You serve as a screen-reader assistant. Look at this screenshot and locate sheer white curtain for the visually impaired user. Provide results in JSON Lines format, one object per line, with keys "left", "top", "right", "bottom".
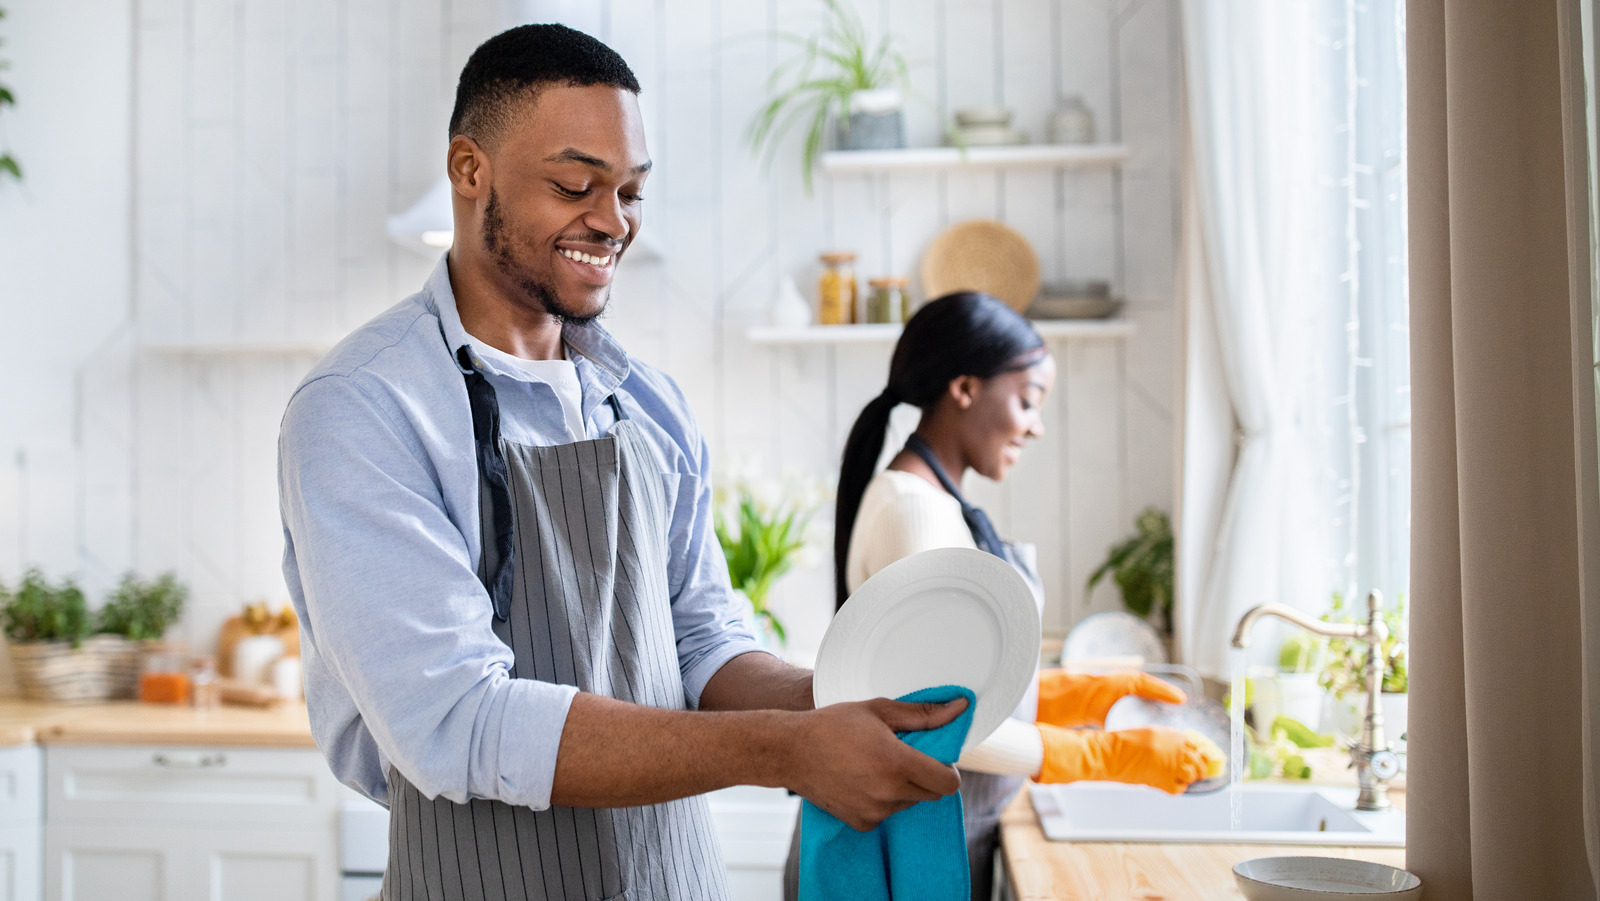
{"left": 1177, "top": 0, "right": 1330, "bottom": 677}
{"left": 1178, "top": 0, "right": 1410, "bottom": 678}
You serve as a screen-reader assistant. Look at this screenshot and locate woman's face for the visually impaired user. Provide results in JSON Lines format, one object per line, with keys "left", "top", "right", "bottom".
{"left": 958, "top": 353, "right": 1057, "bottom": 481}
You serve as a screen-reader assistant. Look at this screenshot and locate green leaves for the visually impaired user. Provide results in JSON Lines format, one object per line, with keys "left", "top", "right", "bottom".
{"left": 745, "top": 0, "right": 911, "bottom": 194}
{"left": 713, "top": 477, "right": 827, "bottom": 643}
{"left": 0, "top": 5, "right": 16, "bottom": 183}
{"left": 0, "top": 570, "right": 188, "bottom": 646}
{"left": 1086, "top": 507, "right": 1174, "bottom": 630}
{"left": 1, "top": 570, "right": 92, "bottom": 647}
{"left": 97, "top": 573, "right": 187, "bottom": 641}
{"left": 1318, "top": 591, "right": 1408, "bottom": 698}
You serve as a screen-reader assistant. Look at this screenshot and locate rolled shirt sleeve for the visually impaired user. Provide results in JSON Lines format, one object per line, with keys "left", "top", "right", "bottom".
{"left": 280, "top": 373, "right": 575, "bottom": 809}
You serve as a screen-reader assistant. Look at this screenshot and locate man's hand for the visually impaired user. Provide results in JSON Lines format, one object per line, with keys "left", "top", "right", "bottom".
{"left": 782, "top": 696, "right": 966, "bottom": 832}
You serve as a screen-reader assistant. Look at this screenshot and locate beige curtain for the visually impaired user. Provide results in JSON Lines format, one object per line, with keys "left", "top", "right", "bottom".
{"left": 1407, "top": 0, "right": 1600, "bottom": 898}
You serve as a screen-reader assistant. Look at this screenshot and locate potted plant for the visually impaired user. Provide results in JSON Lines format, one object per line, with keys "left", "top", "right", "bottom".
{"left": 95, "top": 573, "right": 188, "bottom": 698}
{"left": 714, "top": 471, "right": 830, "bottom": 648}
{"left": 746, "top": 0, "right": 911, "bottom": 192}
{"left": 1318, "top": 591, "right": 1408, "bottom": 752}
{"left": 1, "top": 570, "right": 97, "bottom": 702}
{"left": 1086, "top": 508, "right": 1174, "bottom": 636}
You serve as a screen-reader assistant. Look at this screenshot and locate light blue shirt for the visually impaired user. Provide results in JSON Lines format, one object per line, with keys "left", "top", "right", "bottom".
{"left": 278, "top": 256, "right": 767, "bottom": 809}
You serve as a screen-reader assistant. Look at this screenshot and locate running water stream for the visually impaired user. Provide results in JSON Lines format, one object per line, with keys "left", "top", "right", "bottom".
{"left": 1229, "top": 655, "right": 1246, "bottom": 831}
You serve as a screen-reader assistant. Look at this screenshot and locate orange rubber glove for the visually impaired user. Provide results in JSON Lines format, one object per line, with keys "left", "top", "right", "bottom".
{"left": 1036, "top": 723, "right": 1216, "bottom": 794}
{"left": 1035, "top": 670, "right": 1187, "bottom": 729}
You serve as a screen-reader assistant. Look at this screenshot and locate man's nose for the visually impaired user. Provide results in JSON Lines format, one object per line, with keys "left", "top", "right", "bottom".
{"left": 584, "top": 193, "right": 630, "bottom": 243}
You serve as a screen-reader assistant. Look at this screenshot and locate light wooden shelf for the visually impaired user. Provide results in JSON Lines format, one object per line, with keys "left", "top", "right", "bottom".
{"left": 746, "top": 319, "right": 1135, "bottom": 345}
{"left": 819, "top": 143, "right": 1130, "bottom": 174}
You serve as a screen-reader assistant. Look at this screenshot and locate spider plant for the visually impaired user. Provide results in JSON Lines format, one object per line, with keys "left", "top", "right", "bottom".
{"left": 746, "top": 0, "right": 910, "bottom": 194}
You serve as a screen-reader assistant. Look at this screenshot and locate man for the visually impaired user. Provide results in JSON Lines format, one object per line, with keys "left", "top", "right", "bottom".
{"left": 279, "top": 24, "right": 965, "bottom": 900}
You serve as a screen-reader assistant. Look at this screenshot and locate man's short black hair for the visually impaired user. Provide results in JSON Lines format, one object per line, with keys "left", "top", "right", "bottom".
{"left": 449, "top": 24, "right": 641, "bottom": 145}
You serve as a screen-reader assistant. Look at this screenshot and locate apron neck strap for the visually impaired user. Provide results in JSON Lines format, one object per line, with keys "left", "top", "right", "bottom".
{"left": 458, "top": 347, "right": 516, "bottom": 620}
{"left": 903, "top": 434, "right": 1008, "bottom": 560}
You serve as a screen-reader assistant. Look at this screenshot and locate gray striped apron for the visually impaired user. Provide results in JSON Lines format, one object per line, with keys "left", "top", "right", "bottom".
{"left": 382, "top": 351, "right": 730, "bottom": 901}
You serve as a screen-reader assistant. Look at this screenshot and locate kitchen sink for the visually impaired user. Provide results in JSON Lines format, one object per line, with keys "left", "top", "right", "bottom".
{"left": 1030, "top": 782, "right": 1405, "bottom": 847}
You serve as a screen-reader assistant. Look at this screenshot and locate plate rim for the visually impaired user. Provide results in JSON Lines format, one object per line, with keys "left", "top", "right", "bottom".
{"left": 813, "top": 547, "right": 1041, "bottom": 750}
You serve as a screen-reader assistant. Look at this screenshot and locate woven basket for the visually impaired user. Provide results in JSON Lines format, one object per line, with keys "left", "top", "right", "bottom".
{"left": 920, "top": 219, "right": 1042, "bottom": 312}
{"left": 10, "top": 636, "right": 140, "bottom": 703}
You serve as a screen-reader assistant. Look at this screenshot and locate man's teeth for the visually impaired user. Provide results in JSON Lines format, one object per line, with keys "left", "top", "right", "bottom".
{"left": 560, "top": 248, "right": 613, "bottom": 266}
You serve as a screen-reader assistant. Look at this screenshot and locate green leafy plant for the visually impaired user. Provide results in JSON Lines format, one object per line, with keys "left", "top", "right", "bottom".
{"left": 0, "top": 570, "right": 91, "bottom": 646}
{"left": 1086, "top": 508, "right": 1174, "bottom": 633}
{"left": 0, "top": 7, "right": 18, "bottom": 181}
{"left": 714, "top": 475, "right": 828, "bottom": 645}
{"left": 1318, "top": 591, "right": 1408, "bottom": 698}
{"left": 97, "top": 572, "right": 187, "bottom": 641}
{"left": 746, "top": 0, "right": 910, "bottom": 193}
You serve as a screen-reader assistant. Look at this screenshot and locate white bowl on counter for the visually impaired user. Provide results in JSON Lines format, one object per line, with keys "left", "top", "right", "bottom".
{"left": 1233, "top": 857, "right": 1422, "bottom": 900}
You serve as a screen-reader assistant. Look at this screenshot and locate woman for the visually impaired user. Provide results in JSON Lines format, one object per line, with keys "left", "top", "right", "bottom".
{"left": 785, "top": 293, "right": 1216, "bottom": 901}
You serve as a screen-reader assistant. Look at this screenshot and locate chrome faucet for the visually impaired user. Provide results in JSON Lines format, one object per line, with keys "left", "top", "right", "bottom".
{"left": 1231, "top": 590, "right": 1399, "bottom": 811}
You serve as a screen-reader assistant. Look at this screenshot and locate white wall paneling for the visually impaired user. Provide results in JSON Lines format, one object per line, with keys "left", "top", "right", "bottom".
{"left": 0, "top": 0, "right": 1180, "bottom": 664}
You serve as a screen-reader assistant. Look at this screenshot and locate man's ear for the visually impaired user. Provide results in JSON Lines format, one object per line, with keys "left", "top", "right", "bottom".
{"left": 447, "top": 135, "right": 489, "bottom": 200}
{"left": 947, "top": 375, "right": 981, "bottom": 411}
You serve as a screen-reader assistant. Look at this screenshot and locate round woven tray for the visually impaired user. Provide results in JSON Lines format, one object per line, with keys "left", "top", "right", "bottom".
{"left": 920, "top": 219, "right": 1041, "bottom": 312}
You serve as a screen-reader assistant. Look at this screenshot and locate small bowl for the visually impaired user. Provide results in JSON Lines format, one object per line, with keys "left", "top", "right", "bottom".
{"left": 1233, "top": 857, "right": 1422, "bottom": 901}
{"left": 953, "top": 106, "right": 1013, "bottom": 128}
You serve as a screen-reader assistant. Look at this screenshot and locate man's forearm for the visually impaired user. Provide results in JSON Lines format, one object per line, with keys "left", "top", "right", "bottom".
{"left": 548, "top": 692, "right": 797, "bottom": 807}
{"left": 698, "top": 650, "right": 814, "bottom": 712}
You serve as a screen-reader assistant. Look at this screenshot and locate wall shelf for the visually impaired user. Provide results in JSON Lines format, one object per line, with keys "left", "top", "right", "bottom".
{"left": 746, "top": 319, "right": 1135, "bottom": 345}
{"left": 819, "top": 143, "right": 1130, "bottom": 174}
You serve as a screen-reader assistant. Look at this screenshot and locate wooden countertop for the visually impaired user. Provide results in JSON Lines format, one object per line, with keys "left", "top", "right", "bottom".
{"left": 0, "top": 700, "right": 315, "bottom": 748}
{"left": 1000, "top": 786, "right": 1407, "bottom": 900}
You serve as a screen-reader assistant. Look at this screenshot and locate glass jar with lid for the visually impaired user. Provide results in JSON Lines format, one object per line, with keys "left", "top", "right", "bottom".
{"left": 866, "top": 277, "right": 910, "bottom": 324}
{"left": 817, "top": 252, "right": 858, "bottom": 325}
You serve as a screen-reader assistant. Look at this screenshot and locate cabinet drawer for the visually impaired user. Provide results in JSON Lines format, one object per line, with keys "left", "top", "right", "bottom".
{"left": 47, "top": 745, "right": 342, "bottom": 828}
{"left": 0, "top": 746, "right": 41, "bottom": 828}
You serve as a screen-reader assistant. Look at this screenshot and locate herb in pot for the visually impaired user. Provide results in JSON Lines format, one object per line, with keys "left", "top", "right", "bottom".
{"left": 0, "top": 7, "right": 18, "bottom": 181}
{"left": 1, "top": 569, "right": 91, "bottom": 646}
{"left": 97, "top": 572, "right": 187, "bottom": 641}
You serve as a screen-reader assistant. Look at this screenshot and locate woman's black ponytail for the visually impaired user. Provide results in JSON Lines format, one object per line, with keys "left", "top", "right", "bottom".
{"left": 833, "top": 291, "right": 1047, "bottom": 608}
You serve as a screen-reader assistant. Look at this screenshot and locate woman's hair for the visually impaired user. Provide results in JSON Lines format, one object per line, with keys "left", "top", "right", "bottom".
{"left": 833, "top": 291, "right": 1046, "bottom": 608}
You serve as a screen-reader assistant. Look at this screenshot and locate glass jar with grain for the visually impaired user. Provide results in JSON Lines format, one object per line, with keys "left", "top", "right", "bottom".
{"left": 817, "top": 252, "right": 858, "bottom": 325}
{"left": 866, "top": 277, "right": 911, "bottom": 324}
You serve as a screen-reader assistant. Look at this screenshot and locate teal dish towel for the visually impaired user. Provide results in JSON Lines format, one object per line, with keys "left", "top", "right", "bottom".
{"left": 799, "top": 684, "right": 976, "bottom": 901}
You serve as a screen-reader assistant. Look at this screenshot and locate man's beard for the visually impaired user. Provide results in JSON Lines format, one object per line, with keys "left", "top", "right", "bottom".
{"left": 482, "top": 187, "right": 608, "bottom": 326}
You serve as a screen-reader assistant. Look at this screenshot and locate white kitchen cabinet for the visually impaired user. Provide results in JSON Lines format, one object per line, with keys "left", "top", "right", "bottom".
{"left": 0, "top": 746, "right": 43, "bottom": 901}
{"left": 44, "top": 745, "right": 341, "bottom": 901}
{"left": 706, "top": 786, "right": 799, "bottom": 901}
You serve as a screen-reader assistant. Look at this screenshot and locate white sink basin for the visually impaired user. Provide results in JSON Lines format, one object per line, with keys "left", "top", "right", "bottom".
{"left": 1030, "top": 782, "right": 1405, "bottom": 847}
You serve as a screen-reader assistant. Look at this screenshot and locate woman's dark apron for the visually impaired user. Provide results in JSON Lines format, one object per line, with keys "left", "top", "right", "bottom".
{"left": 381, "top": 348, "right": 730, "bottom": 901}
{"left": 783, "top": 435, "right": 1044, "bottom": 901}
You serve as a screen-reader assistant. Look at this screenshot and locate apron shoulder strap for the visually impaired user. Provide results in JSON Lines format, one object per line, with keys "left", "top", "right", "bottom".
{"left": 903, "top": 434, "right": 1008, "bottom": 560}
{"left": 458, "top": 346, "right": 517, "bottom": 621}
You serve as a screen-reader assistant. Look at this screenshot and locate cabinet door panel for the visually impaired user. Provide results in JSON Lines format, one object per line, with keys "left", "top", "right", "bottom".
{"left": 48, "top": 825, "right": 336, "bottom": 901}
{"left": 0, "top": 824, "right": 42, "bottom": 901}
{"left": 0, "top": 747, "right": 42, "bottom": 828}
{"left": 46, "top": 746, "right": 340, "bottom": 829}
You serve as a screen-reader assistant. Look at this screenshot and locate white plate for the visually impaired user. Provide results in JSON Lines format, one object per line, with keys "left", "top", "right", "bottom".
{"left": 813, "top": 548, "right": 1041, "bottom": 750}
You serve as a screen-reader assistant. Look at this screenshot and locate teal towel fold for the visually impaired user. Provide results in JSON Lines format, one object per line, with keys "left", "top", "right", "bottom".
{"left": 799, "top": 684, "right": 976, "bottom": 901}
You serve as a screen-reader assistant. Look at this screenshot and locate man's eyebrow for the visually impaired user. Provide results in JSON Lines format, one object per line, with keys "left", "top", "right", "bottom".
{"left": 545, "top": 148, "right": 653, "bottom": 175}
